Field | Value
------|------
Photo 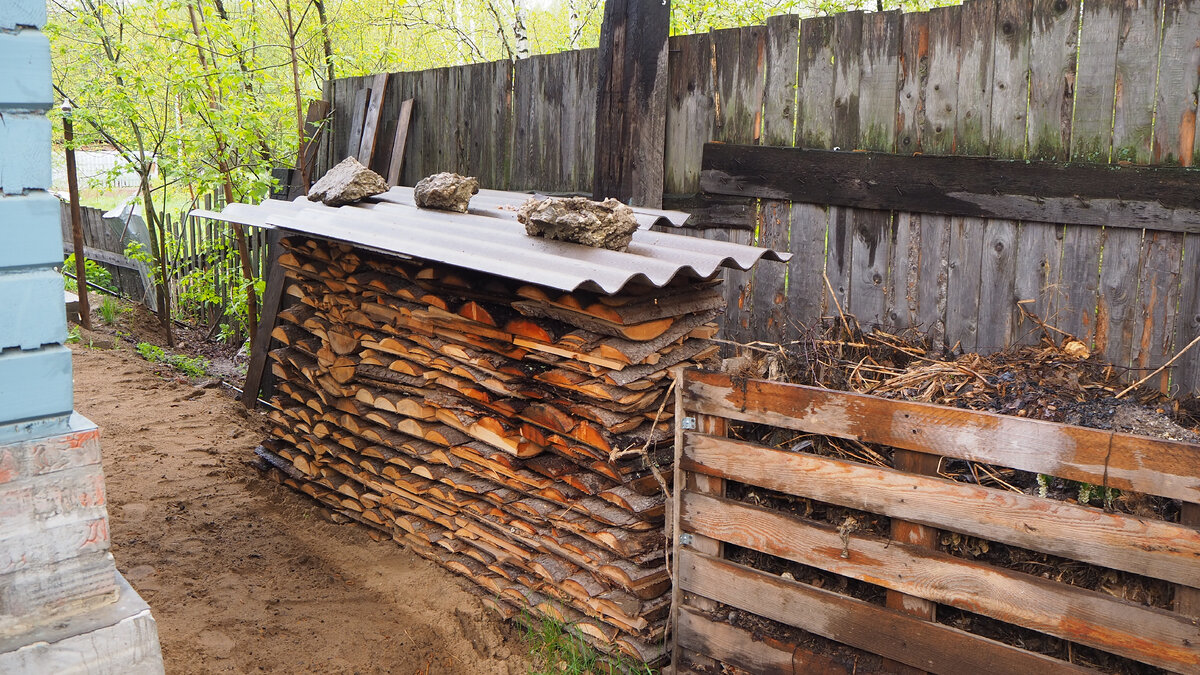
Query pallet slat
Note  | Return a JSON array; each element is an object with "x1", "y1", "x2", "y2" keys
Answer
[
  {"x1": 681, "y1": 432, "x2": 1200, "y2": 587},
  {"x1": 677, "y1": 550, "x2": 1094, "y2": 675},
  {"x1": 681, "y1": 491, "x2": 1200, "y2": 672},
  {"x1": 681, "y1": 369, "x2": 1200, "y2": 503}
]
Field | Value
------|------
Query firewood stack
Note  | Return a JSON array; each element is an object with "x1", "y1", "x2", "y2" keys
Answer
[{"x1": 252, "y1": 235, "x2": 726, "y2": 663}]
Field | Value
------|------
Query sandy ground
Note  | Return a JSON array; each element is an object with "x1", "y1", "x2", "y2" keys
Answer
[{"x1": 71, "y1": 342, "x2": 533, "y2": 674}]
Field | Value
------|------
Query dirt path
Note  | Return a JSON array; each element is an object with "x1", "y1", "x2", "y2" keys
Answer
[{"x1": 71, "y1": 342, "x2": 533, "y2": 674}]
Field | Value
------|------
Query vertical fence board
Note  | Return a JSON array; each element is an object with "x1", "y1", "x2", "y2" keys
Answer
[
  {"x1": 751, "y1": 14, "x2": 800, "y2": 345},
  {"x1": 1137, "y1": 0, "x2": 1200, "y2": 388},
  {"x1": 1060, "y1": 0, "x2": 1120, "y2": 345},
  {"x1": 956, "y1": 0, "x2": 997, "y2": 155},
  {"x1": 1098, "y1": 0, "x2": 1163, "y2": 368},
  {"x1": 664, "y1": 32, "x2": 715, "y2": 196},
  {"x1": 919, "y1": 8, "x2": 960, "y2": 346},
  {"x1": 887, "y1": 12, "x2": 930, "y2": 329},
  {"x1": 825, "y1": 12, "x2": 864, "y2": 321},
  {"x1": 847, "y1": 11, "x2": 899, "y2": 329},
  {"x1": 711, "y1": 26, "x2": 768, "y2": 348},
  {"x1": 1177, "y1": 235, "x2": 1200, "y2": 394},
  {"x1": 788, "y1": 16, "x2": 835, "y2": 329},
  {"x1": 1012, "y1": 0, "x2": 1076, "y2": 343}
]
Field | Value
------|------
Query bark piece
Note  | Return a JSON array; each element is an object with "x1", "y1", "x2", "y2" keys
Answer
[
  {"x1": 414, "y1": 172, "x2": 480, "y2": 213},
  {"x1": 518, "y1": 197, "x2": 639, "y2": 251},
  {"x1": 308, "y1": 157, "x2": 389, "y2": 206}
]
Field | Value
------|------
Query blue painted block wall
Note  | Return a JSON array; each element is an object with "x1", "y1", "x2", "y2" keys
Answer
[{"x1": 0, "y1": 1, "x2": 71, "y2": 440}]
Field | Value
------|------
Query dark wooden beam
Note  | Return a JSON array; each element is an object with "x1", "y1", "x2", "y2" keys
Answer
[
  {"x1": 701, "y1": 143, "x2": 1200, "y2": 233},
  {"x1": 593, "y1": 0, "x2": 669, "y2": 208},
  {"x1": 242, "y1": 229, "x2": 285, "y2": 409}
]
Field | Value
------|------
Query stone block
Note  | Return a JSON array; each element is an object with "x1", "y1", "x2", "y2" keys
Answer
[
  {"x1": 0, "y1": 413, "x2": 97, "y2": 475},
  {"x1": 0, "y1": 267, "x2": 67, "y2": 350},
  {"x1": 0, "y1": 1, "x2": 46, "y2": 30},
  {"x1": 0, "y1": 192, "x2": 63, "y2": 270},
  {"x1": 0, "y1": 31, "x2": 52, "y2": 110},
  {"x1": 0, "y1": 552, "x2": 118, "y2": 639},
  {"x1": 0, "y1": 346, "x2": 72, "y2": 427},
  {"x1": 0, "y1": 113, "x2": 51, "y2": 194},
  {"x1": 0, "y1": 573, "x2": 164, "y2": 674},
  {"x1": 0, "y1": 464, "x2": 107, "y2": 532}
]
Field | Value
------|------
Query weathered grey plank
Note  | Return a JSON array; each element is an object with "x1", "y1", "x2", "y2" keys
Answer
[
  {"x1": 751, "y1": 14, "x2": 800, "y2": 345},
  {"x1": 663, "y1": 32, "x2": 714, "y2": 195},
  {"x1": 919, "y1": 7, "x2": 959, "y2": 346},
  {"x1": 1099, "y1": 0, "x2": 1163, "y2": 369},
  {"x1": 990, "y1": 0, "x2": 1032, "y2": 159},
  {"x1": 711, "y1": 25, "x2": 768, "y2": 348},
  {"x1": 956, "y1": 0, "x2": 997, "y2": 155},
  {"x1": 887, "y1": 12, "x2": 929, "y2": 330},
  {"x1": 790, "y1": 15, "x2": 836, "y2": 329},
  {"x1": 1060, "y1": 0, "x2": 1121, "y2": 345},
  {"x1": 923, "y1": 5, "x2": 960, "y2": 154},
  {"x1": 593, "y1": 0, "x2": 668, "y2": 206},
  {"x1": 1176, "y1": 233, "x2": 1200, "y2": 393},
  {"x1": 846, "y1": 12, "x2": 900, "y2": 329},
  {"x1": 894, "y1": 11, "x2": 928, "y2": 155},
  {"x1": 976, "y1": 219, "x2": 1018, "y2": 352},
  {"x1": 1013, "y1": 0, "x2": 1076, "y2": 343},
  {"x1": 945, "y1": 216, "x2": 985, "y2": 351},
  {"x1": 796, "y1": 16, "x2": 836, "y2": 150},
  {"x1": 825, "y1": 12, "x2": 864, "y2": 322}
]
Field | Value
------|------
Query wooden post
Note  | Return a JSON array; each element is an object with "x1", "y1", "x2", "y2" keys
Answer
[
  {"x1": 242, "y1": 229, "x2": 286, "y2": 409},
  {"x1": 1176, "y1": 502, "x2": 1200, "y2": 616},
  {"x1": 62, "y1": 100, "x2": 90, "y2": 329},
  {"x1": 884, "y1": 448, "x2": 941, "y2": 675},
  {"x1": 592, "y1": 0, "x2": 669, "y2": 208}
]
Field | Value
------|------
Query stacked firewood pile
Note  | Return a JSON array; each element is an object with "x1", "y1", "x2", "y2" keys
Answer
[{"x1": 252, "y1": 235, "x2": 724, "y2": 663}]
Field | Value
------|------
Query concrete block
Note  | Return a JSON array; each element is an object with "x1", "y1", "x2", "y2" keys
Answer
[
  {"x1": 0, "y1": 413, "x2": 98, "y2": 478},
  {"x1": 0, "y1": 268, "x2": 67, "y2": 350},
  {"x1": 0, "y1": 113, "x2": 51, "y2": 194},
  {"x1": 0, "y1": 192, "x2": 62, "y2": 270},
  {"x1": 0, "y1": 31, "x2": 52, "y2": 110},
  {"x1": 0, "y1": 415, "x2": 71, "y2": 446},
  {"x1": 0, "y1": 573, "x2": 164, "y2": 675},
  {"x1": 0, "y1": 464, "x2": 107, "y2": 531},
  {"x1": 0, "y1": 346, "x2": 72, "y2": 426},
  {"x1": 0, "y1": 1, "x2": 46, "y2": 30},
  {"x1": 0, "y1": 552, "x2": 117, "y2": 638},
  {"x1": 0, "y1": 514, "x2": 110, "y2": 575}
]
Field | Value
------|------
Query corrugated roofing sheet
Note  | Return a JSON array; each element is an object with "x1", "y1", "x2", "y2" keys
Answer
[{"x1": 192, "y1": 188, "x2": 790, "y2": 295}]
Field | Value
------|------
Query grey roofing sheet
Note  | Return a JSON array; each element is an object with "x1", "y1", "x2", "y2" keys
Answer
[{"x1": 192, "y1": 189, "x2": 789, "y2": 295}]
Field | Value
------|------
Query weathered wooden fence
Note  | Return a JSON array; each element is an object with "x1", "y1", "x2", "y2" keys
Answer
[
  {"x1": 670, "y1": 368, "x2": 1200, "y2": 673},
  {"x1": 323, "y1": 0, "x2": 1200, "y2": 393},
  {"x1": 59, "y1": 201, "x2": 154, "y2": 307},
  {"x1": 165, "y1": 192, "x2": 270, "y2": 339}
]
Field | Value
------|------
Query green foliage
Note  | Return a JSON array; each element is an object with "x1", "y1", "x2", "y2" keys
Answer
[
  {"x1": 136, "y1": 341, "x2": 211, "y2": 378},
  {"x1": 522, "y1": 614, "x2": 653, "y2": 675},
  {"x1": 63, "y1": 254, "x2": 116, "y2": 293},
  {"x1": 66, "y1": 325, "x2": 83, "y2": 344},
  {"x1": 99, "y1": 296, "x2": 121, "y2": 325}
]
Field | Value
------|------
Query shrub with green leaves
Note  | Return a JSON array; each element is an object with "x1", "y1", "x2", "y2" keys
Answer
[{"x1": 63, "y1": 254, "x2": 116, "y2": 293}]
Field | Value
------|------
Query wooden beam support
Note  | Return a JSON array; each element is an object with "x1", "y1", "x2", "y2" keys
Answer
[
  {"x1": 592, "y1": 0, "x2": 669, "y2": 208},
  {"x1": 700, "y1": 143, "x2": 1200, "y2": 233},
  {"x1": 242, "y1": 229, "x2": 286, "y2": 409}
]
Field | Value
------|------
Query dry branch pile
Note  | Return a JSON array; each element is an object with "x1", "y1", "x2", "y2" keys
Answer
[{"x1": 251, "y1": 236, "x2": 723, "y2": 664}]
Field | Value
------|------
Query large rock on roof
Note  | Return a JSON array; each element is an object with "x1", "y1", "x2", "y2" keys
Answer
[
  {"x1": 308, "y1": 157, "x2": 389, "y2": 206},
  {"x1": 518, "y1": 196, "x2": 639, "y2": 252},
  {"x1": 414, "y1": 172, "x2": 480, "y2": 213}
]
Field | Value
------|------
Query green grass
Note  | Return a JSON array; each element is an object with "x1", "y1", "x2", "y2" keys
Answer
[
  {"x1": 99, "y1": 296, "x2": 121, "y2": 325},
  {"x1": 136, "y1": 341, "x2": 211, "y2": 377},
  {"x1": 522, "y1": 614, "x2": 654, "y2": 675}
]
